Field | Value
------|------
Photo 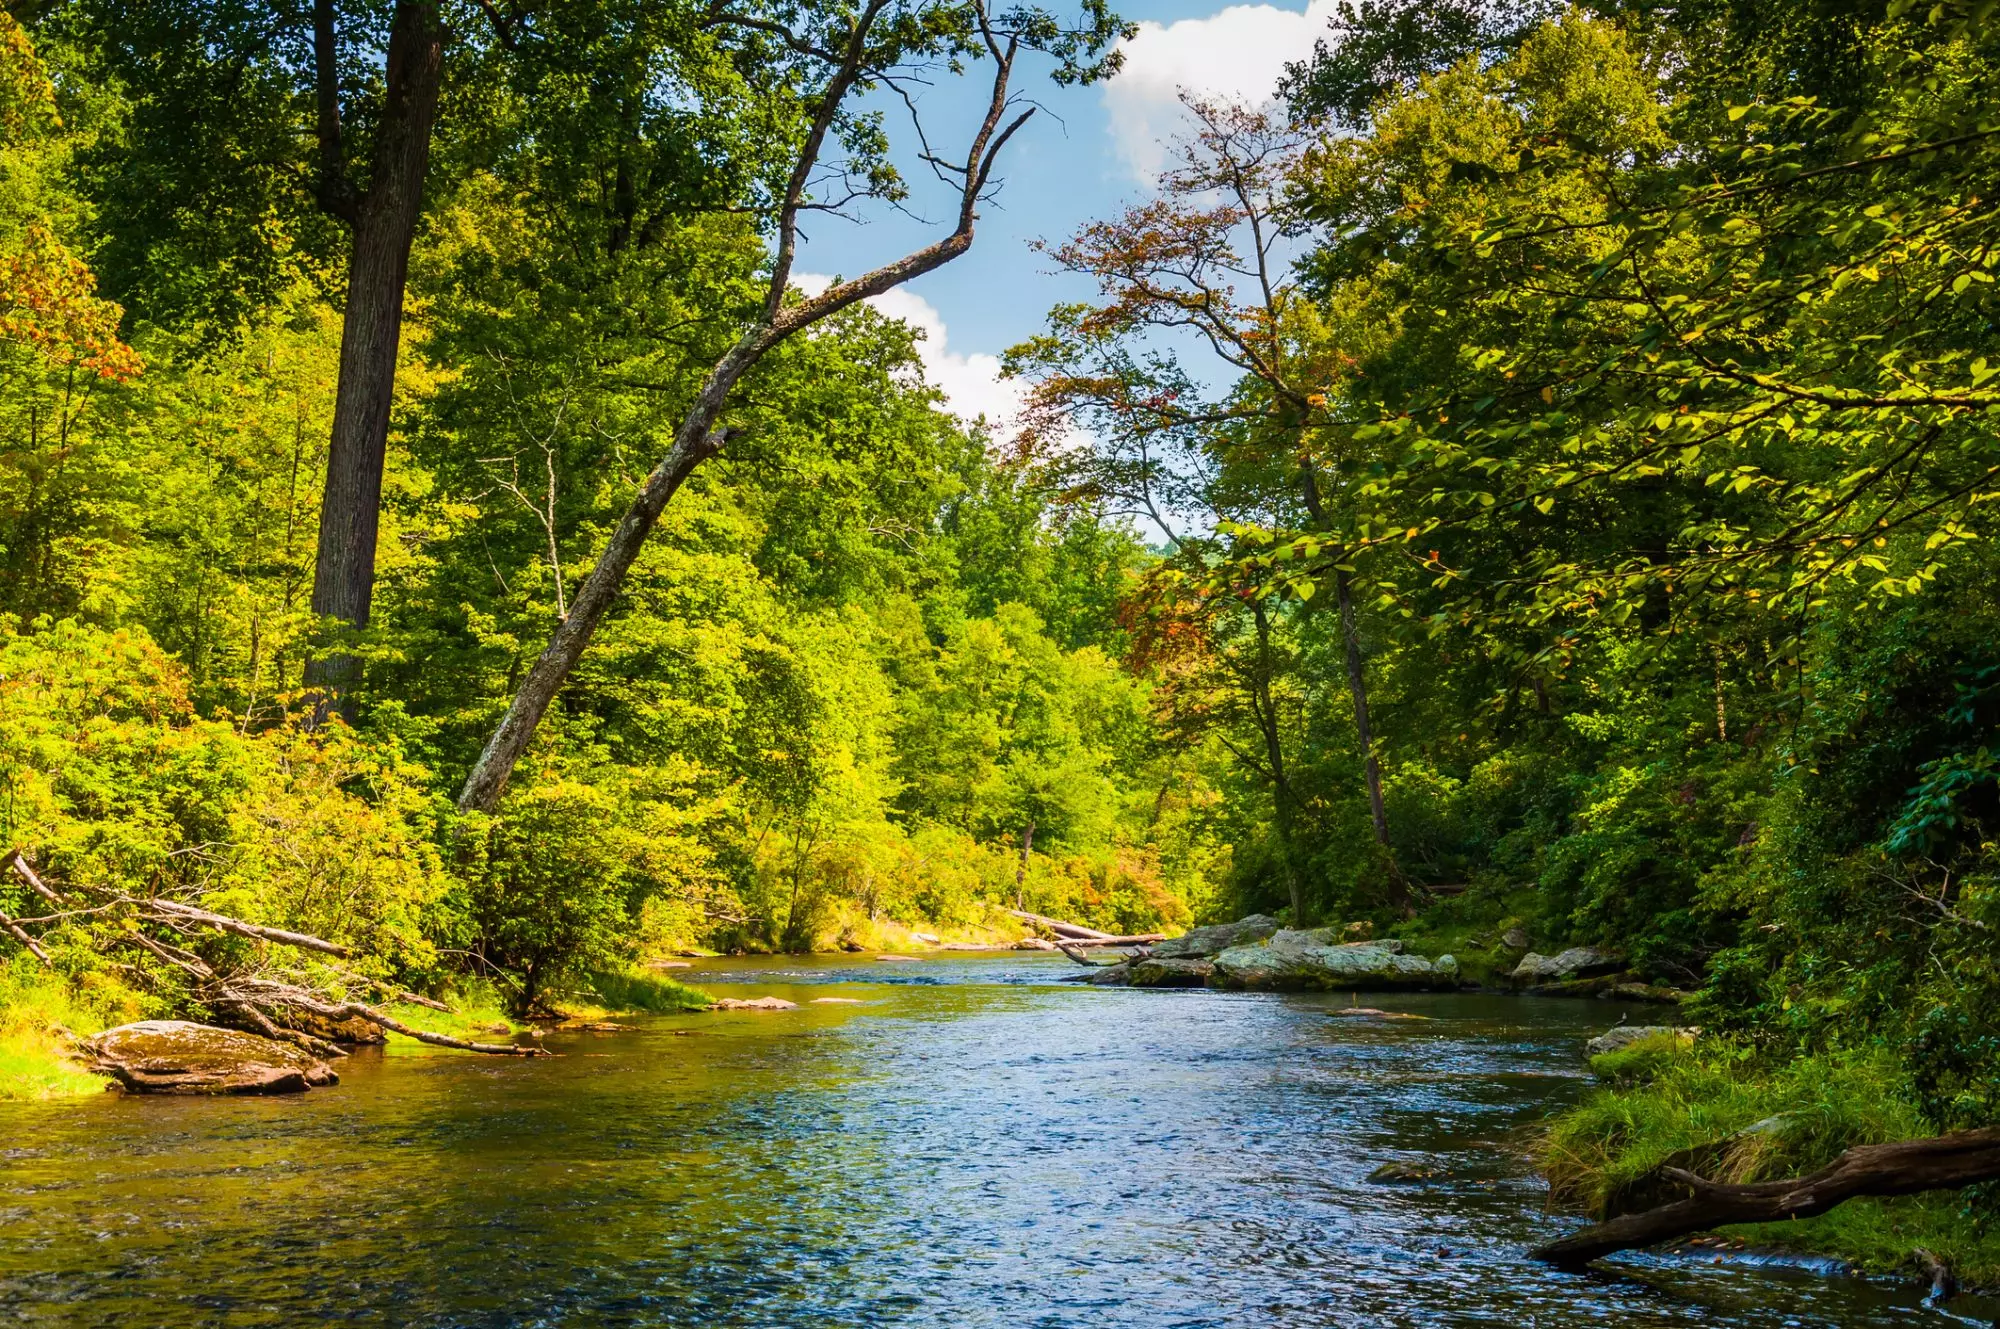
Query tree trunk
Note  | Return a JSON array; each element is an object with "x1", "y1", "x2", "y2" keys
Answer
[
  {"x1": 1335, "y1": 569, "x2": 1390, "y2": 853},
  {"x1": 301, "y1": 0, "x2": 445, "y2": 718},
  {"x1": 1533, "y1": 1128, "x2": 2000, "y2": 1268},
  {"x1": 456, "y1": 343, "x2": 745, "y2": 812},
  {"x1": 1016, "y1": 819, "x2": 1034, "y2": 910},
  {"x1": 1249, "y1": 602, "x2": 1306, "y2": 923}
]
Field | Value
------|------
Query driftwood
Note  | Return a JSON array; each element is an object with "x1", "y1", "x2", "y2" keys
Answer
[{"x1": 1534, "y1": 1127, "x2": 2000, "y2": 1267}]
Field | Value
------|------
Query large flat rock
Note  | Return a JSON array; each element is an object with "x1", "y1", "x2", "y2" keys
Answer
[
  {"x1": 1210, "y1": 934, "x2": 1458, "y2": 992},
  {"x1": 1128, "y1": 957, "x2": 1213, "y2": 988},
  {"x1": 1150, "y1": 914, "x2": 1282, "y2": 959},
  {"x1": 1510, "y1": 947, "x2": 1626, "y2": 985},
  {"x1": 85, "y1": 1020, "x2": 339, "y2": 1095}
]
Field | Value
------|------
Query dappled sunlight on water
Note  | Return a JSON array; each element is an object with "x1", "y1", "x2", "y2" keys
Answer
[{"x1": 0, "y1": 953, "x2": 1983, "y2": 1326}]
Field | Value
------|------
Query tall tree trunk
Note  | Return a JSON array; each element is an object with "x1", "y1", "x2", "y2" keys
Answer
[
  {"x1": 302, "y1": 0, "x2": 445, "y2": 717},
  {"x1": 1015, "y1": 820, "x2": 1035, "y2": 910},
  {"x1": 1250, "y1": 602, "x2": 1306, "y2": 924},
  {"x1": 1336, "y1": 569, "x2": 1390, "y2": 851}
]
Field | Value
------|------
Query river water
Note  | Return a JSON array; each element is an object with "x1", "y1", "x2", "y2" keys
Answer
[{"x1": 0, "y1": 953, "x2": 1984, "y2": 1327}]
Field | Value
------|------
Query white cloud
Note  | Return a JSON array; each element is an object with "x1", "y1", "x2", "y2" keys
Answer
[
  {"x1": 792, "y1": 275, "x2": 1024, "y2": 437},
  {"x1": 1103, "y1": 0, "x2": 1340, "y2": 181}
]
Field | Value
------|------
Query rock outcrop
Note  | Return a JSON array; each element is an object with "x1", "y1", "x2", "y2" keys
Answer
[
  {"x1": 1127, "y1": 957, "x2": 1213, "y2": 988},
  {"x1": 1149, "y1": 914, "x2": 1282, "y2": 960},
  {"x1": 1210, "y1": 932, "x2": 1460, "y2": 992},
  {"x1": 712, "y1": 996, "x2": 798, "y2": 1010},
  {"x1": 1509, "y1": 947, "x2": 1626, "y2": 986},
  {"x1": 85, "y1": 1021, "x2": 340, "y2": 1095}
]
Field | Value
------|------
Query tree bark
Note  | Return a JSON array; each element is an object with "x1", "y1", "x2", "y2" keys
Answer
[
  {"x1": 1533, "y1": 1128, "x2": 2000, "y2": 1267},
  {"x1": 1335, "y1": 568, "x2": 1390, "y2": 853},
  {"x1": 302, "y1": 0, "x2": 446, "y2": 717},
  {"x1": 1016, "y1": 819, "x2": 1034, "y2": 910}
]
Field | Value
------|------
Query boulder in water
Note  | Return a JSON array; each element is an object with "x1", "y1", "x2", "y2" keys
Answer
[
  {"x1": 1210, "y1": 932, "x2": 1458, "y2": 992},
  {"x1": 85, "y1": 1021, "x2": 339, "y2": 1095},
  {"x1": 1127, "y1": 957, "x2": 1213, "y2": 988},
  {"x1": 712, "y1": 997, "x2": 798, "y2": 1011},
  {"x1": 1084, "y1": 962, "x2": 1133, "y2": 986},
  {"x1": 1509, "y1": 947, "x2": 1626, "y2": 985},
  {"x1": 1150, "y1": 914, "x2": 1281, "y2": 959}
]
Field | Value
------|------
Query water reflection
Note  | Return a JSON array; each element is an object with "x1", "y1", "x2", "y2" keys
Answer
[{"x1": 0, "y1": 953, "x2": 1978, "y2": 1326}]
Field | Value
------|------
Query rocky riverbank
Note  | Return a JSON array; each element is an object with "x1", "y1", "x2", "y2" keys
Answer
[{"x1": 1075, "y1": 914, "x2": 1685, "y2": 1000}]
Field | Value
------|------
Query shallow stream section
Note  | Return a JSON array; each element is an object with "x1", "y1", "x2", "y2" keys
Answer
[{"x1": 1, "y1": 952, "x2": 1989, "y2": 1326}]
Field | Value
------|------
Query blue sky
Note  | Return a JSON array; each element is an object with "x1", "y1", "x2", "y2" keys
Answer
[{"x1": 794, "y1": 0, "x2": 1345, "y2": 431}]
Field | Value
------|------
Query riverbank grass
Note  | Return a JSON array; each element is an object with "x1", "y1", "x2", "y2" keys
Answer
[
  {"x1": 0, "y1": 960, "x2": 138, "y2": 1100},
  {"x1": 583, "y1": 968, "x2": 712, "y2": 1014},
  {"x1": 1542, "y1": 1044, "x2": 2000, "y2": 1284}
]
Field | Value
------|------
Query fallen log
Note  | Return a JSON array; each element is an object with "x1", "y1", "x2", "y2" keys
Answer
[
  {"x1": 1049, "y1": 933, "x2": 1164, "y2": 948},
  {"x1": 1533, "y1": 1127, "x2": 2000, "y2": 1267},
  {"x1": 1001, "y1": 907, "x2": 1113, "y2": 940}
]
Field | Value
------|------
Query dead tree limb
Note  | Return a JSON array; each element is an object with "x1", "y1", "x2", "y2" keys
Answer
[
  {"x1": 3, "y1": 849, "x2": 63, "y2": 905},
  {"x1": 0, "y1": 903, "x2": 51, "y2": 966},
  {"x1": 1534, "y1": 1128, "x2": 2000, "y2": 1267},
  {"x1": 139, "y1": 900, "x2": 351, "y2": 957},
  {"x1": 232, "y1": 980, "x2": 546, "y2": 1056}
]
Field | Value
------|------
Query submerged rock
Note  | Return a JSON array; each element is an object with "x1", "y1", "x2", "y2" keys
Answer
[
  {"x1": 712, "y1": 997, "x2": 798, "y2": 1011},
  {"x1": 1150, "y1": 914, "x2": 1281, "y2": 960},
  {"x1": 1509, "y1": 947, "x2": 1626, "y2": 985},
  {"x1": 1210, "y1": 932, "x2": 1459, "y2": 992},
  {"x1": 1584, "y1": 1025, "x2": 1697, "y2": 1058},
  {"x1": 1127, "y1": 957, "x2": 1212, "y2": 988},
  {"x1": 85, "y1": 1021, "x2": 339, "y2": 1095}
]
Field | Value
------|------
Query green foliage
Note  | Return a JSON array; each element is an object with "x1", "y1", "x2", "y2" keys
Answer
[{"x1": 0, "y1": 957, "x2": 143, "y2": 1099}]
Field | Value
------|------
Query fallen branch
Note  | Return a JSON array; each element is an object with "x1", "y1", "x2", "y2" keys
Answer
[
  {"x1": 232, "y1": 980, "x2": 546, "y2": 1057},
  {"x1": 1534, "y1": 1128, "x2": 2000, "y2": 1267},
  {"x1": 2, "y1": 849, "x2": 63, "y2": 905},
  {"x1": 139, "y1": 899, "x2": 351, "y2": 958},
  {"x1": 0, "y1": 903, "x2": 51, "y2": 966}
]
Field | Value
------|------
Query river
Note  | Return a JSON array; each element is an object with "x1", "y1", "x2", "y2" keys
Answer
[{"x1": 0, "y1": 953, "x2": 1984, "y2": 1326}]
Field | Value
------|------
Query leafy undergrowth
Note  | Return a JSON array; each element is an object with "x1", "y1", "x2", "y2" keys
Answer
[
  {"x1": 1542, "y1": 1042, "x2": 2000, "y2": 1284},
  {"x1": 1385, "y1": 882, "x2": 1542, "y2": 985},
  {"x1": 0, "y1": 960, "x2": 149, "y2": 1100}
]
